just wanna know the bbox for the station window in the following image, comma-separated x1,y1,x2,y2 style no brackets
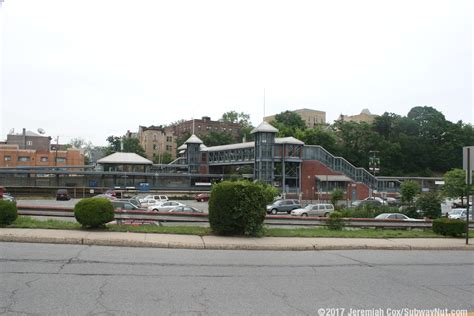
40,157,48,162
56,157,66,163
18,156,30,162
4,156,11,161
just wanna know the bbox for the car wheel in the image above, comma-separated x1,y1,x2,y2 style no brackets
153,209,159,212
324,212,329,217
302,213,308,217
271,209,277,215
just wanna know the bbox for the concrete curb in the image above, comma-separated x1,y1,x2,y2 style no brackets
1,229,473,251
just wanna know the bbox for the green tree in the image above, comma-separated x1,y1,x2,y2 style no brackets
201,131,235,147
416,191,442,218
105,136,146,157
153,152,173,164
330,188,344,208
296,126,340,154
443,169,470,205
69,138,93,164
400,180,420,205
176,132,192,149
221,111,254,141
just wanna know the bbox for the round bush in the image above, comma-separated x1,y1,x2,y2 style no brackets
208,181,271,236
0,200,18,226
74,198,114,228
432,218,466,237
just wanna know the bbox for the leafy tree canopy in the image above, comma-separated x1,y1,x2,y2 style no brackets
105,136,146,158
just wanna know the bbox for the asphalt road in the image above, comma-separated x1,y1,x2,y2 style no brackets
1,243,472,315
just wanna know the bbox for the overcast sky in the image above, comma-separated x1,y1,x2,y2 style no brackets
1,0,472,146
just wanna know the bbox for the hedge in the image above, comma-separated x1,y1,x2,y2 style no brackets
208,181,274,236
0,200,18,226
74,198,114,228
432,218,466,237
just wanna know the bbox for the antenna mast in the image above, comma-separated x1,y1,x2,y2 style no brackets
263,88,266,119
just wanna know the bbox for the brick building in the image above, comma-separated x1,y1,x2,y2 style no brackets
137,126,177,162
0,144,84,168
171,116,242,141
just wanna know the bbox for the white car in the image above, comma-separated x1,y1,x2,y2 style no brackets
140,199,165,208
374,213,422,221
448,209,472,220
148,201,185,212
290,204,335,217
139,195,169,203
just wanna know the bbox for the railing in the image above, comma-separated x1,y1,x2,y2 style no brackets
304,146,384,189
16,205,474,229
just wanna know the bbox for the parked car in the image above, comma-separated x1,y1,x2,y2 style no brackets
93,193,116,200
374,213,422,221
169,206,203,213
352,199,382,208
112,200,147,211
139,195,169,203
266,199,301,215
290,203,335,217
148,201,185,212
448,209,472,220
195,193,210,202
118,197,142,208
140,199,165,207
56,189,71,201
2,193,16,203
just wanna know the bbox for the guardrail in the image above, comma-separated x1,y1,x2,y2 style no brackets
15,205,474,229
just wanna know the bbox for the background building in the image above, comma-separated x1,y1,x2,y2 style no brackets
137,125,177,162
264,108,326,128
6,128,52,151
0,144,84,168
171,116,241,141
339,109,378,124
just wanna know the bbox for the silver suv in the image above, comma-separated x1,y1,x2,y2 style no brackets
266,199,301,215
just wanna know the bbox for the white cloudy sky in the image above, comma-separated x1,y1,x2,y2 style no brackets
0,0,472,146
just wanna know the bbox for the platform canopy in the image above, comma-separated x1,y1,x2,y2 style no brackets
97,152,152,165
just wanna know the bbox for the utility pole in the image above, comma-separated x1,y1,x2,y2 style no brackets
368,150,380,197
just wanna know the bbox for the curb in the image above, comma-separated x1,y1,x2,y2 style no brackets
1,234,473,251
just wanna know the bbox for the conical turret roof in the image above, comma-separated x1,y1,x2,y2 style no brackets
250,121,278,134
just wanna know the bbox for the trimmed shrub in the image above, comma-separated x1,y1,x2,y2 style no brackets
208,181,269,236
0,200,18,226
327,211,344,231
74,198,114,228
432,218,466,237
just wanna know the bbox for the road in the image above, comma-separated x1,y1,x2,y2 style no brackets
1,243,472,315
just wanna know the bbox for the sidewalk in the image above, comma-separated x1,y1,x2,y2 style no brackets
0,228,473,250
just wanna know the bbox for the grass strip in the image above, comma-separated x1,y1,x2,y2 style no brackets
5,216,471,238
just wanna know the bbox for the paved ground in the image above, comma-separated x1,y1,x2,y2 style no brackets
1,228,473,250
1,243,473,315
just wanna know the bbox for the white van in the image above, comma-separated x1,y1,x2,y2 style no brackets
139,195,169,203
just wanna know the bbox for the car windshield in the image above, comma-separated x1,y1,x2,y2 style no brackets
450,210,464,215
304,205,313,210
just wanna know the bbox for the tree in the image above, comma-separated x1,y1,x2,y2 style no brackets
153,152,173,164
69,138,93,164
296,126,340,155
443,169,470,206
221,111,254,142
330,188,344,208
201,131,235,147
400,180,420,205
105,136,146,157
416,191,442,218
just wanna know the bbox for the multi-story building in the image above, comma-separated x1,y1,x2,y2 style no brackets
6,129,52,151
264,108,326,128
0,144,84,168
137,125,177,162
339,109,378,124
171,116,242,141
0,129,85,168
